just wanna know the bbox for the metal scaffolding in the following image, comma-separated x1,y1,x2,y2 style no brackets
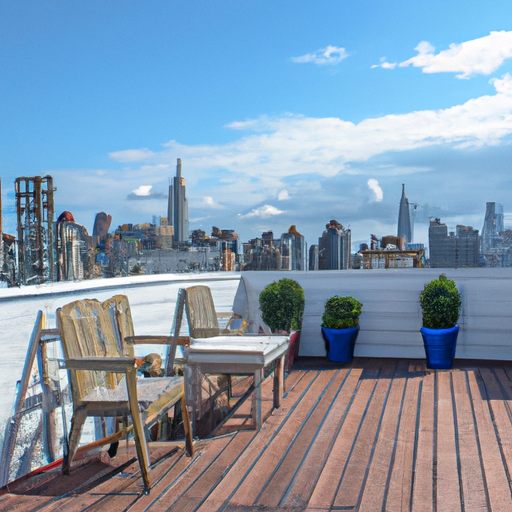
15,176,56,285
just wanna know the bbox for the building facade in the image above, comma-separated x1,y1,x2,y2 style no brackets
429,218,479,268
168,158,189,246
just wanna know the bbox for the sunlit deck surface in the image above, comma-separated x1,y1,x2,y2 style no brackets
3,357,512,511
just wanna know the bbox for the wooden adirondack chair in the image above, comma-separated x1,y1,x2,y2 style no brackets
57,296,192,494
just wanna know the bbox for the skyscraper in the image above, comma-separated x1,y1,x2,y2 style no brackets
481,202,504,253
168,158,189,246
397,183,412,243
318,220,351,270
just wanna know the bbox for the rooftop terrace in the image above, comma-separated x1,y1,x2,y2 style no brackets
3,356,512,511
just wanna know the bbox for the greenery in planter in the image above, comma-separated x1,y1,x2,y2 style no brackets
259,278,305,333
419,274,461,329
321,296,363,329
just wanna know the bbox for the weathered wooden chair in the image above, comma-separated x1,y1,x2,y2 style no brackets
57,296,192,494
175,285,289,436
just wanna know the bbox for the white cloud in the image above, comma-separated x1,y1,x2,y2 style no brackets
399,31,512,79
201,196,225,209
132,185,152,196
239,205,284,219
367,179,383,202
292,45,348,65
278,189,290,200
371,57,397,70
109,148,155,162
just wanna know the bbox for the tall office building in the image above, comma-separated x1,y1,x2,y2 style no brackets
397,183,412,243
168,158,189,246
481,202,504,253
318,220,351,270
280,225,306,270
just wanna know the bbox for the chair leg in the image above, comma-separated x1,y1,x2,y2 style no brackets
63,408,87,475
181,383,194,457
126,366,151,493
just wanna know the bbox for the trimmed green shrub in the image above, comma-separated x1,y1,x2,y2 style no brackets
259,278,305,333
420,274,461,329
321,296,362,329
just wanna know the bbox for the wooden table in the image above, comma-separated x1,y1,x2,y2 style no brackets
184,335,289,435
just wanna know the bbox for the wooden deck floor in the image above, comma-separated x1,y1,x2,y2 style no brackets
3,357,512,511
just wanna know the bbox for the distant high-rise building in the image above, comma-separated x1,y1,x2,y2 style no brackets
429,218,479,268
280,225,305,270
481,202,504,253
397,183,412,243
318,220,351,270
168,158,189,246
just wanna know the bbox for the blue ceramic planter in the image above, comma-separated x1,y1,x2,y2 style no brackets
321,325,360,363
420,325,459,370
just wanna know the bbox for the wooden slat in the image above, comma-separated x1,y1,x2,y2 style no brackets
436,371,462,512
196,370,319,511
451,371,489,512
228,370,337,507
411,370,435,512
281,367,363,508
471,368,512,511
333,360,397,509
308,361,383,509
357,360,408,511
384,367,421,511
255,369,350,507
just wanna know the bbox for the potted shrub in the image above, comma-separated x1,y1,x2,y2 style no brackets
419,274,461,369
259,278,305,371
321,296,362,363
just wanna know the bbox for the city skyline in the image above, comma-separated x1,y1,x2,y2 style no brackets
2,3,512,249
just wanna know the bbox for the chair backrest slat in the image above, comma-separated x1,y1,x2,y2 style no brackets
102,295,135,358
185,286,220,338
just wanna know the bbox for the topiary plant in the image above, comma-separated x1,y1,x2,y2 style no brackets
259,278,305,333
321,296,362,329
419,274,461,329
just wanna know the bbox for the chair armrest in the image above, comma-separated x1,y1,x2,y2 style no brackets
125,335,191,346
62,356,136,372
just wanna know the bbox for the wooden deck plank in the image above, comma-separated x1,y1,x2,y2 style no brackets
436,371,462,512
282,367,363,509
228,370,339,507
333,359,397,509
488,368,512,487
471,368,512,511
255,369,350,507
451,371,489,512
384,369,421,512
165,431,257,512
411,370,435,512
308,362,382,509
196,370,318,511
356,361,408,512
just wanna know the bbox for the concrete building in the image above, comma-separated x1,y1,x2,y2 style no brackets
429,218,479,268
168,158,189,246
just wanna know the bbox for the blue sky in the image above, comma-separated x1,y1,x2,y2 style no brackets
2,1,512,250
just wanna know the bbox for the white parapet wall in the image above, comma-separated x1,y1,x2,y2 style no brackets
237,268,512,361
